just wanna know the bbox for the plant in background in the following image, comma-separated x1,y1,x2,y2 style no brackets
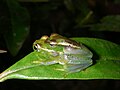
0,0,120,82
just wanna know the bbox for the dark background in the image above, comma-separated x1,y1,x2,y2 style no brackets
0,0,120,90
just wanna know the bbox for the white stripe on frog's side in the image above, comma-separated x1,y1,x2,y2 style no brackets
58,42,80,48
49,41,80,49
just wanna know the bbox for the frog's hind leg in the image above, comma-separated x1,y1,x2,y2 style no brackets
64,63,92,73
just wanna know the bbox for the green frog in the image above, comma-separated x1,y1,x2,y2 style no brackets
33,33,93,73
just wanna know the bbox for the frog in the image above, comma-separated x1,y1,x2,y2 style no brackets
33,33,93,73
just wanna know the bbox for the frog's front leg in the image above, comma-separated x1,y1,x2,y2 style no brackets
33,51,59,65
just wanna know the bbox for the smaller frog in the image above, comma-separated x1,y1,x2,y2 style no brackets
33,33,93,73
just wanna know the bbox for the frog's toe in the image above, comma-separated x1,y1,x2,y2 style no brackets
54,68,65,72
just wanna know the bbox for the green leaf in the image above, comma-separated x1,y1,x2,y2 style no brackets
74,0,94,27
114,0,120,4
4,0,30,56
64,0,75,12
90,15,120,32
64,0,93,27
0,38,120,82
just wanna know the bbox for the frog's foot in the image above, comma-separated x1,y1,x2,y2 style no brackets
33,60,41,63
54,68,65,71
32,60,45,65
53,68,69,78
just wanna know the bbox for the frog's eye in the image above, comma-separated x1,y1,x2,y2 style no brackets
33,43,41,51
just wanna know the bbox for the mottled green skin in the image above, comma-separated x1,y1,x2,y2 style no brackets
33,33,93,73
